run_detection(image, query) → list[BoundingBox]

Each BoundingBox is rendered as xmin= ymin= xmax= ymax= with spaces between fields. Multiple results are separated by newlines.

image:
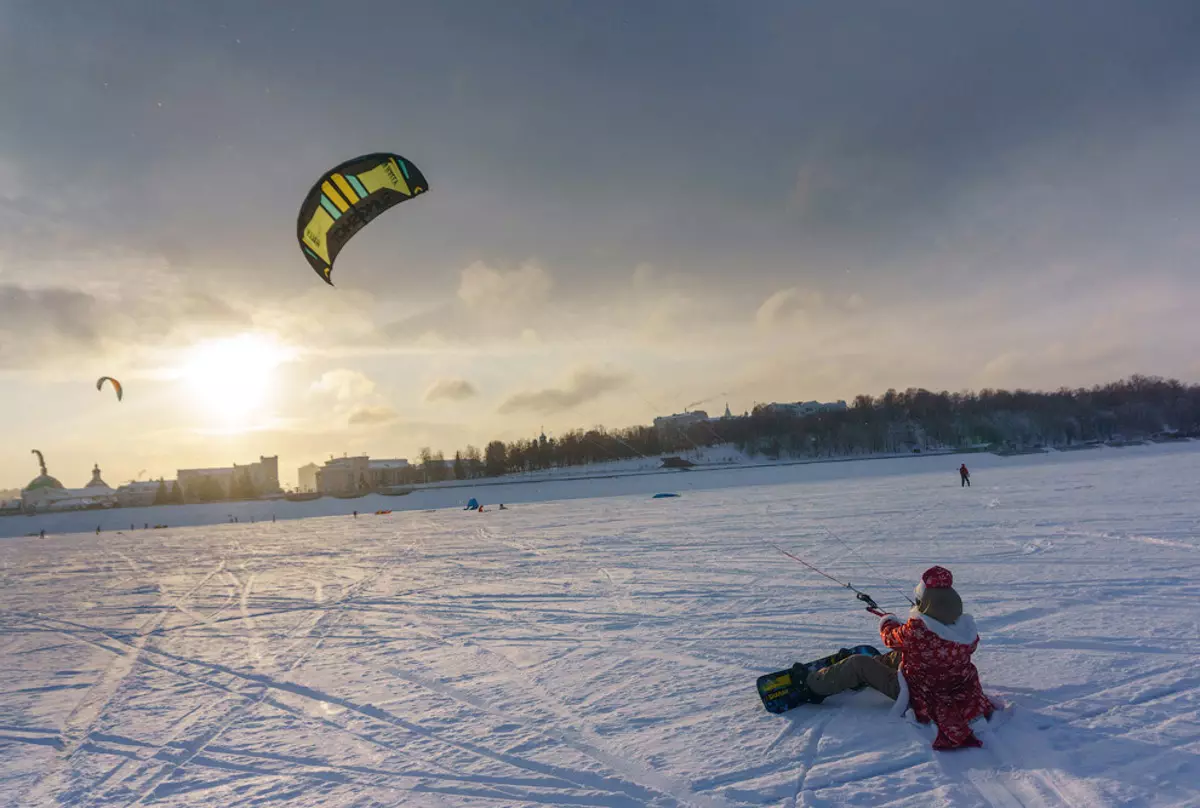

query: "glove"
xmin=879 ymin=613 xmax=900 ymax=631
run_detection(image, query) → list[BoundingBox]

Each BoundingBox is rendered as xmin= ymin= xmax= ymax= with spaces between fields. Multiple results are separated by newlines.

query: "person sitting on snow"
xmin=797 ymin=566 xmax=995 ymax=750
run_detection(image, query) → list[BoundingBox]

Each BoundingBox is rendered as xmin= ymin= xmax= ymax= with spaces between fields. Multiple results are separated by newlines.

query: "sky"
xmin=2 ymin=0 xmax=1199 ymax=490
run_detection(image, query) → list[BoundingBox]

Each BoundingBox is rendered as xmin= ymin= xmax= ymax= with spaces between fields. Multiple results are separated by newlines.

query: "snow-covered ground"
xmin=1 ymin=445 xmax=1197 ymax=806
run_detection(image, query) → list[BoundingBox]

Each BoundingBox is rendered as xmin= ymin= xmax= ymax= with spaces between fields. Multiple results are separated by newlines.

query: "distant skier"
xmin=39 ymin=529 xmax=45 ymax=539
xmin=499 ymin=504 xmax=507 ymax=510
xmin=959 ymin=464 xmax=970 ymax=487
xmin=795 ymin=566 xmax=995 ymax=750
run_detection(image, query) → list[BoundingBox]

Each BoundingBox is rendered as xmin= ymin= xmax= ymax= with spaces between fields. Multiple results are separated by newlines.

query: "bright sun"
xmin=181 ymin=333 xmax=293 ymax=427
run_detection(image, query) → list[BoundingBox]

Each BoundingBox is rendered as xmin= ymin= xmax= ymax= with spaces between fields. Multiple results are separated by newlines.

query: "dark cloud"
xmin=4 ymin=2 xmax=1198 ymax=305
xmin=498 ymin=367 xmax=628 ymax=415
xmin=0 ymin=285 xmax=101 ymax=356
xmin=0 ymin=281 xmax=248 ymax=370
xmin=425 ymin=378 xmax=478 ymax=403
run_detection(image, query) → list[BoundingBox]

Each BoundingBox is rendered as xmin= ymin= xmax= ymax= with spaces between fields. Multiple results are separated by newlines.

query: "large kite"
xmin=97 ymin=376 xmax=123 ymax=401
xmin=297 ymin=153 xmax=429 ymax=285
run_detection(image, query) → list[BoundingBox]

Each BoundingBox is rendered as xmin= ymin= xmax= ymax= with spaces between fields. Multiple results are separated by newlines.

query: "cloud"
xmin=498 ymin=367 xmax=629 ymax=415
xmin=306 ymin=369 xmax=406 ymax=430
xmin=347 ymin=405 xmax=399 ymax=426
xmin=755 ymin=287 xmax=826 ymax=328
xmin=0 ymin=285 xmax=100 ymax=350
xmin=310 ymin=369 xmax=377 ymax=402
xmin=424 ymin=378 xmax=478 ymax=402
xmin=0 ymin=281 xmax=248 ymax=372
xmin=457 ymin=261 xmax=552 ymax=316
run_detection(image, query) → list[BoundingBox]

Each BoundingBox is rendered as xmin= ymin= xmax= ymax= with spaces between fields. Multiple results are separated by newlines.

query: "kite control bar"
xmin=855 ymin=590 xmax=889 ymax=618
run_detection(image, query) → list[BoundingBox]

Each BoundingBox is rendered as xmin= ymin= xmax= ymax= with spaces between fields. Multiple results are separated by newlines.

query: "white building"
xmin=21 ymin=457 xmax=117 ymax=513
xmin=316 ymin=456 xmax=370 ymax=496
xmin=369 ymin=458 xmax=410 ymax=488
xmin=297 ymin=463 xmax=320 ymax=493
xmin=765 ymin=400 xmax=848 ymax=417
xmin=314 ymin=456 xmax=411 ymax=495
xmin=176 ymin=466 xmax=236 ymax=500
xmin=115 ymin=481 xmax=165 ymax=508
xmin=654 ymin=410 xmax=710 ymax=437
xmin=177 ymin=455 xmax=281 ymax=500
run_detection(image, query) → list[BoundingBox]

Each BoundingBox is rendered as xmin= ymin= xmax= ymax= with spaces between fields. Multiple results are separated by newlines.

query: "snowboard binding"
xmin=757 ymin=645 xmax=882 ymax=714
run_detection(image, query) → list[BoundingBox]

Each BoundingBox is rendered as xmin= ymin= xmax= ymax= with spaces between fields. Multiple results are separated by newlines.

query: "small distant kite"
xmin=97 ymin=376 xmax=123 ymax=401
xmin=297 ymin=152 xmax=429 ymax=286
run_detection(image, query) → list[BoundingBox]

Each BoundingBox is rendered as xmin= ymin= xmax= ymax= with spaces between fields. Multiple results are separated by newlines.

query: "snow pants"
xmin=961 ymin=476 xmax=970 ymax=487
xmin=807 ymin=650 xmax=902 ymax=700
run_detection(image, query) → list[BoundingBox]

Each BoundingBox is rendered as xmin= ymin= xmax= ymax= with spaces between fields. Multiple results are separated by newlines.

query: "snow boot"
xmin=788 ymin=662 xmax=826 ymax=704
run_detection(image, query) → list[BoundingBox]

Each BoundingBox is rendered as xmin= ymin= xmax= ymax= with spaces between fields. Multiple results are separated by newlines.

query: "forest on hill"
xmin=407 ymin=375 xmax=1199 ymax=481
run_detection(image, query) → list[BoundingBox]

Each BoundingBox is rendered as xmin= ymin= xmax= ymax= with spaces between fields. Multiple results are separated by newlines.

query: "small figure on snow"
xmin=798 ymin=566 xmax=994 ymax=750
xmin=959 ymin=464 xmax=971 ymax=487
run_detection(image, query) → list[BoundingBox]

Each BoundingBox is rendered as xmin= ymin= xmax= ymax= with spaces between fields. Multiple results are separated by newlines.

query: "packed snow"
xmin=1 ymin=444 xmax=1197 ymax=806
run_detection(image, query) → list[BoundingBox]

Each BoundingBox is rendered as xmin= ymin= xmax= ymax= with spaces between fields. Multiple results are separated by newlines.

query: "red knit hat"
xmin=915 ymin=565 xmax=953 ymax=600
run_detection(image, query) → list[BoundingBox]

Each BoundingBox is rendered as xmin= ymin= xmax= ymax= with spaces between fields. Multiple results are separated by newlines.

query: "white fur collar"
xmin=890 ymin=667 xmax=910 ymax=718
xmin=909 ymin=607 xmax=979 ymax=646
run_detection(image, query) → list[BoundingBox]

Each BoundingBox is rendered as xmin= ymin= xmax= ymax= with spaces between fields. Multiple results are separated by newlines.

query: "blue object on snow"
xmin=652 ymin=493 xmax=681 ymax=499
xmin=465 ymin=498 xmax=479 ymax=510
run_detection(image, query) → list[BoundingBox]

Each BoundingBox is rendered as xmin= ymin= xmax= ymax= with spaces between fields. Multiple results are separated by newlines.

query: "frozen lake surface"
xmin=1 ymin=444 xmax=1197 ymax=806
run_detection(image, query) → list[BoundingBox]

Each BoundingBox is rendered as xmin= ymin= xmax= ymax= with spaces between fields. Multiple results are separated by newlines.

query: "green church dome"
xmin=25 ymin=474 xmax=64 ymax=492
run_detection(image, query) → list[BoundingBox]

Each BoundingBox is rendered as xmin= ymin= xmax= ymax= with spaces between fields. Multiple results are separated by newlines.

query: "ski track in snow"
xmin=1 ymin=444 xmax=1199 ymax=806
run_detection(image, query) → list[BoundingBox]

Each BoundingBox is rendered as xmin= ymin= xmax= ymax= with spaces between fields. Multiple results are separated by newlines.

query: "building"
xmin=176 ymin=467 xmax=236 ymax=500
xmin=764 ymin=400 xmax=848 ymax=417
xmin=20 ymin=454 xmax=117 ymax=513
xmin=653 ymin=410 xmax=710 ymax=437
xmin=297 ymin=463 xmax=320 ymax=493
xmin=237 ymin=455 xmax=280 ymax=494
xmin=368 ymin=458 xmax=410 ymax=488
xmin=313 ymin=456 xmax=411 ymax=495
xmin=315 ymin=456 xmax=370 ymax=495
xmin=115 ymin=481 xmax=165 ymax=508
xmin=177 ymin=455 xmax=281 ymax=501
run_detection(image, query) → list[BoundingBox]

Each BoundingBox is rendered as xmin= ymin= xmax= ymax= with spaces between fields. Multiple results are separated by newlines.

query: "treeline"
xmin=722 ymin=375 xmax=1199 ymax=460
xmin=402 ymin=375 xmax=1199 ymax=480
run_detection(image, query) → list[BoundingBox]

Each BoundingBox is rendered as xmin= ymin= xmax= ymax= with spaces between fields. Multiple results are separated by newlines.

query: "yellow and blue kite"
xmin=297 ymin=153 xmax=429 ymax=286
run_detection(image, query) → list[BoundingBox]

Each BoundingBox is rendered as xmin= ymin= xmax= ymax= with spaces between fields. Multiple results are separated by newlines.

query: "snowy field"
xmin=1 ymin=446 xmax=1198 ymax=806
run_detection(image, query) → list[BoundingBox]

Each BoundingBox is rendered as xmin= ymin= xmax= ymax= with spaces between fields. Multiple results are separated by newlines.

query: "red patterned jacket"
xmin=880 ymin=608 xmax=994 ymax=750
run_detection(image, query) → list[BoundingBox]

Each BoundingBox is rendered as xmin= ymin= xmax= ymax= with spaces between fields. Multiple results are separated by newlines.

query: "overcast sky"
xmin=2 ymin=1 xmax=1199 ymax=489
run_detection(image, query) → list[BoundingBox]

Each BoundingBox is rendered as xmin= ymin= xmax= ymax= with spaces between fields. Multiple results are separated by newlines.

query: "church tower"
xmin=86 ymin=463 xmax=110 ymax=489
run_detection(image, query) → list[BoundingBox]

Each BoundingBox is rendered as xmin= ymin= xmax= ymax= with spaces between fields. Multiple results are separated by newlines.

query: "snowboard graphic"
xmin=757 ymin=645 xmax=882 ymax=714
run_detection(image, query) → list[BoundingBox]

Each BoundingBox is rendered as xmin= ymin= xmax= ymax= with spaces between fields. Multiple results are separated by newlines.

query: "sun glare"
xmin=181 ymin=334 xmax=293 ymax=427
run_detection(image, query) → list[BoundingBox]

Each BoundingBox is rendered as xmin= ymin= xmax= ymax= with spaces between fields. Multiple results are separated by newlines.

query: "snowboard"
xmin=756 ymin=645 xmax=882 ymax=714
